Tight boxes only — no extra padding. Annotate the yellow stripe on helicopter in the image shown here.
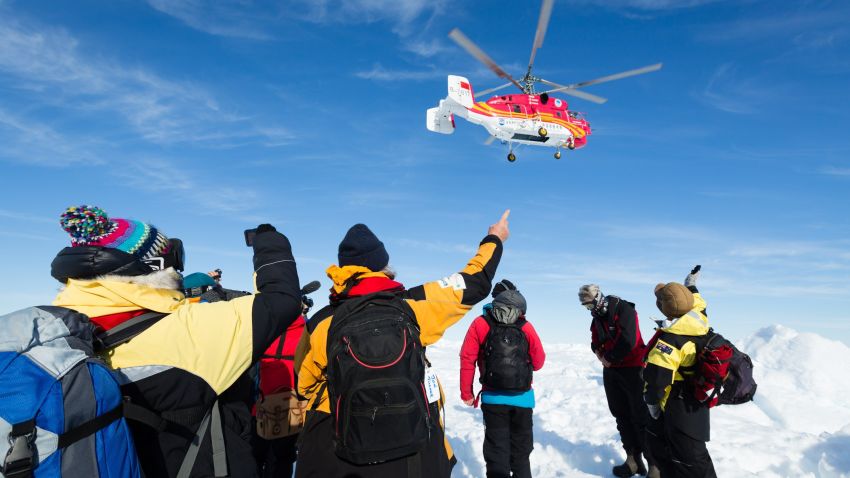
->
[472,102,587,138]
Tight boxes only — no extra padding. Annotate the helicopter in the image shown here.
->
[426,0,662,162]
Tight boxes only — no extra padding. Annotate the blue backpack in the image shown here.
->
[0,306,141,478]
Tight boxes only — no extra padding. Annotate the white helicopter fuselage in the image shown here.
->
[427,75,590,152]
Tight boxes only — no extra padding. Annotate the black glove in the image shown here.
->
[256,224,277,234]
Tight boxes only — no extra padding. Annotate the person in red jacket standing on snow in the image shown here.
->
[460,280,545,478]
[578,284,658,478]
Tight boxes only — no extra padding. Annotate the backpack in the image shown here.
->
[0,306,142,478]
[256,320,308,440]
[480,315,532,392]
[692,329,758,407]
[325,292,433,465]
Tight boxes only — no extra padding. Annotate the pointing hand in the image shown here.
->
[488,209,511,243]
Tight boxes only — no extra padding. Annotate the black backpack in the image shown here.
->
[480,314,532,392]
[326,292,433,465]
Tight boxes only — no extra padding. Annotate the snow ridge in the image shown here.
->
[428,326,850,477]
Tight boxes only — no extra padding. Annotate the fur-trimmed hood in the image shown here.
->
[53,268,186,318]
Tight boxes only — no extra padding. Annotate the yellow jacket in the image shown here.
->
[298,236,501,410]
[297,235,502,464]
[644,292,710,409]
[51,229,302,478]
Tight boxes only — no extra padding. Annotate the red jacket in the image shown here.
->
[259,315,306,397]
[459,315,546,402]
[590,296,646,368]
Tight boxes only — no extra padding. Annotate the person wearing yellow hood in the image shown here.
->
[294,210,510,478]
[50,205,302,478]
[643,266,717,478]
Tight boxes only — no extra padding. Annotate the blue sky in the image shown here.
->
[1,0,848,346]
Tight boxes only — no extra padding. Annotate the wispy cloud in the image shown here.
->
[354,63,441,81]
[698,8,850,43]
[394,238,477,255]
[695,63,785,114]
[0,208,57,224]
[0,14,289,149]
[565,0,725,15]
[401,38,451,58]
[0,108,104,166]
[0,230,50,241]
[114,157,260,217]
[820,166,850,177]
[146,0,447,39]
[146,0,279,40]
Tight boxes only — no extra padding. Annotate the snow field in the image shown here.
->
[427,325,850,477]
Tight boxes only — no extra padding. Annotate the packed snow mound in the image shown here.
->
[740,324,850,435]
[426,325,850,477]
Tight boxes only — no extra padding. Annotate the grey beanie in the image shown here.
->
[578,284,602,306]
[493,289,527,314]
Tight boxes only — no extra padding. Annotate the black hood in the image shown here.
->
[51,246,154,283]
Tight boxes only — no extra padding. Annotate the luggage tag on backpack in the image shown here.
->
[424,367,440,404]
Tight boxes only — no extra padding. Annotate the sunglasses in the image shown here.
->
[143,238,186,272]
[582,302,594,310]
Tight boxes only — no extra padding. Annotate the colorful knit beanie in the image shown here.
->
[59,205,170,261]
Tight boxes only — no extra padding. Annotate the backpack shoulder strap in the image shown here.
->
[94,311,168,352]
[261,333,293,361]
[307,305,333,334]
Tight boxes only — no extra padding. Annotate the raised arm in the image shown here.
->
[403,210,508,346]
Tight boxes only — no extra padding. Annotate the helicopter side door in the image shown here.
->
[506,103,531,133]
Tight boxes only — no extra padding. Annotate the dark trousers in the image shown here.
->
[603,367,653,465]
[294,411,454,478]
[253,432,298,478]
[647,412,716,478]
[481,404,533,478]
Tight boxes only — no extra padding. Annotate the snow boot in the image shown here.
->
[647,465,661,478]
[612,453,647,477]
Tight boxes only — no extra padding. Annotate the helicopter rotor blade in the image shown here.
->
[539,79,608,104]
[557,88,608,104]
[540,63,663,95]
[484,135,497,146]
[527,0,555,72]
[476,82,514,97]
[448,28,524,92]
[569,63,663,89]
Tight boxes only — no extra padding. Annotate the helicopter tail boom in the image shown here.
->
[427,75,476,134]
[447,75,475,108]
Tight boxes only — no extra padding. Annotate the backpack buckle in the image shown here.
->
[3,429,37,477]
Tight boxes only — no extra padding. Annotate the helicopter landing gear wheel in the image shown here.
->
[554,150,561,160]
[567,138,576,150]
[507,152,516,162]
[538,127,548,137]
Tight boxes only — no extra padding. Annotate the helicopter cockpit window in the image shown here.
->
[512,105,522,113]
[556,112,562,118]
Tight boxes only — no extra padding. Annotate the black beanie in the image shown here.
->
[338,224,389,272]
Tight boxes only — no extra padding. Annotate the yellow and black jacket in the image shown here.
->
[52,230,301,478]
[294,234,502,477]
[644,287,712,441]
